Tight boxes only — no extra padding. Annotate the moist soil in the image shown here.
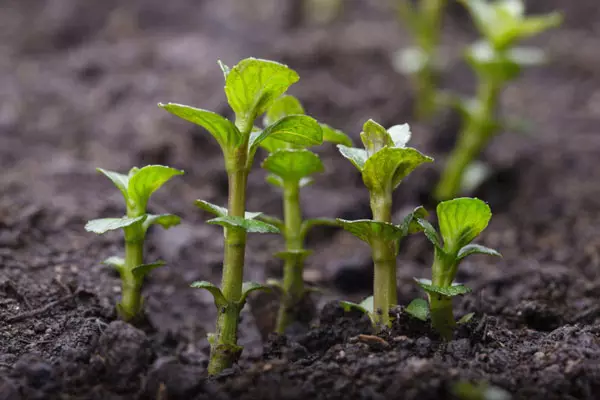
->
[2,0,600,399]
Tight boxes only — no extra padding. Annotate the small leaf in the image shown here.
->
[414,278,472,297]
[457,312,475,325]
[416,218,442,248]
[406,298,429,321]
[102,256,125,272]
[321,124,352,146]
[128,165,184,210]
[256,214,284,231]
[263,94,305,126]
[360,119,392,158]
[208,216,279,233]
[457,244,501,260]
[300,217,340,240]
[143,214,181,233]
[132,260,166,280]
[97,168,129,202]
[337,219,404,245]
[217,60,230,78]
[362,147,433,193]
[266,278,284,292]
[400,206,429,236]
[265,174,284,188]
[85,215,146,235]
[250,115,322,156]
[194,200,262,220]
[158,103,241,152]
[191,281,227,308]
[340,299,372,317]
[224,58,299,119]
[387,124,412,148]
[261,149,324,182]
[359,296,374,314]
[337,145,368,171]
[299,177,315,188]
[239,282,271,306]
[437,197,492,252]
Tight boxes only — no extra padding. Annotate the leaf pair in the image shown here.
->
[191,280,269,310]
[466,41,547,81]
[103,257,166,280]
[195,200,279,234]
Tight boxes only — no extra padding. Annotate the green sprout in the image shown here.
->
[393,0,446,119]
[257,94,352,334]
[159,58,323,375]
[434,0,562,200]
[407,197,500,339]
[85,165,184,322]
[336,120,433,329]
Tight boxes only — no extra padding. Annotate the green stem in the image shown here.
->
[434,80,501,201]
[118,239,144,321]
[276,181,305,334]
[369,189,396,329]
[429,247,456,339]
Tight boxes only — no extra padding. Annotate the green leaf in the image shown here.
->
[191,281,227,308]
[132,260,166,280]
[250,115,322,156]
[256,214,284,231]
[158,103,241,152]
[274,249,312,262]
[337,219,404,245]
[362,147,433,193]
[360,119,392,158]
[102,256,125,272]
[414,278,472,297]
[97,168,129,202]
[239,282,271,306]
[457,244,501,260]
[400,206,429,236]
[416,218,442,248]
[224,58,299,119]
[405,298,429,321]
[143,214,181,233]
[194,200,262,220]
[340,295,373,317]
[466,41,521,81]
[300,217,340,240]
[217,60,231,78]
[208,216,279,233]
[359,296,374,314]
[263,94,305,126]
[517,12,563,40]
[457,312,475,325]
[128,165,184,210]
[85,215,146,234]
[387,124,412,148]
[321,124,352,146]
[437,197,492,252]
[337,145,368,171]
[261,149,323,182]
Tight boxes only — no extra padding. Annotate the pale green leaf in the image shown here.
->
[359,296,374,313]
[239,281,271,306]
[414,278,472,297]
[321,124,352,146]
[517,12,563,40]
[191,281,227,308]
[132,260,166,280]
[337,145,368,171]
[416,218,442,248]
[362,147,433,193]
[102,256,125,272]
[457,244,501,260]
[437,197,492,252]
[337,219,404,245]
[208,216,279,233]
[194,200,262,220]
[400,206,429,236]
[299,177,315,188]
[340,296,373,317]
[263,94,305,126]
[158,103,241,151]
[250,115,322,156]
[97,168,129,202]
[457,312,475,325]
[143,214,181,233]
[256,214,284,231]
[217,60,230,78]
[265,174,284,188]
[261,149,323,182]
[387,123,412,148]
[224,58,299,118]
[406,298,429,321]
[360,119,392,158]
[85,215,146,234]
[128,165,184,210]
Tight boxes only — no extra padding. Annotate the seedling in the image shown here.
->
[337,120,432,329]
[393,0,446,119]
[434,0,562,200]
[258,94,352,333]
[159,58,322,375]
[407,197,500,339]
[85,165,183,322]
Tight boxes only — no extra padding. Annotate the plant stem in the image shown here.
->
[276,181,305,333]
[369,189,396,329]
[429,248,456,339]
[434,80,500,201]
[118,239,144,321]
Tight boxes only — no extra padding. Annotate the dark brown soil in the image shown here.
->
[1,0,600,399]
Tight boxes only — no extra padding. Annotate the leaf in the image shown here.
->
[250,115,322,156]
[224,58,299,119]
[194,200,263,220]
[208,216,279,233]
[263,94,305,126]
[143,214,181,233]
[437,197,492,252]
[400,206,429,236]
[359,296,374,313]
[321,124,352,146]
[97,168,129,202]
[128,165,184,210]
[299,177,314,188]
[265,174,284,188]
[362,147,433,193]
[158,103,241,152]
[217,60,230,78]
[337,145,368,171]
[414,278,472,297]
[360,119,392,158]
[239,281,271,305]
[337,219,404,245]
[132,261,166,280]
[340,296,374,316]
[416,218,442,248]
[300,217,340,240]
[457,312,475,325]
[517,12,563,40]
[85,215,146,234]
[102,256,125,272]
[256,214,284,231]
[261,149,323,182]
[191,281,227,308]
[387,123,412,148]
[457,244,501,260]
[466,41,521,81]
[393,47,429,75]
[405,298,429,321]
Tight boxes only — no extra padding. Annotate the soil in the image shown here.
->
[1,0,600,399]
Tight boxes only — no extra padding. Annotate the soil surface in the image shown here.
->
[1,0,600,399]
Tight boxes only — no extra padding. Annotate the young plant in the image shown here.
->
[336,120,432,329]
[434,0,562,200]
[408,197,500,339]
[258,94,352,333]
[85,165,184,322]
[159,58,323,375]
[393,0,446,119]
